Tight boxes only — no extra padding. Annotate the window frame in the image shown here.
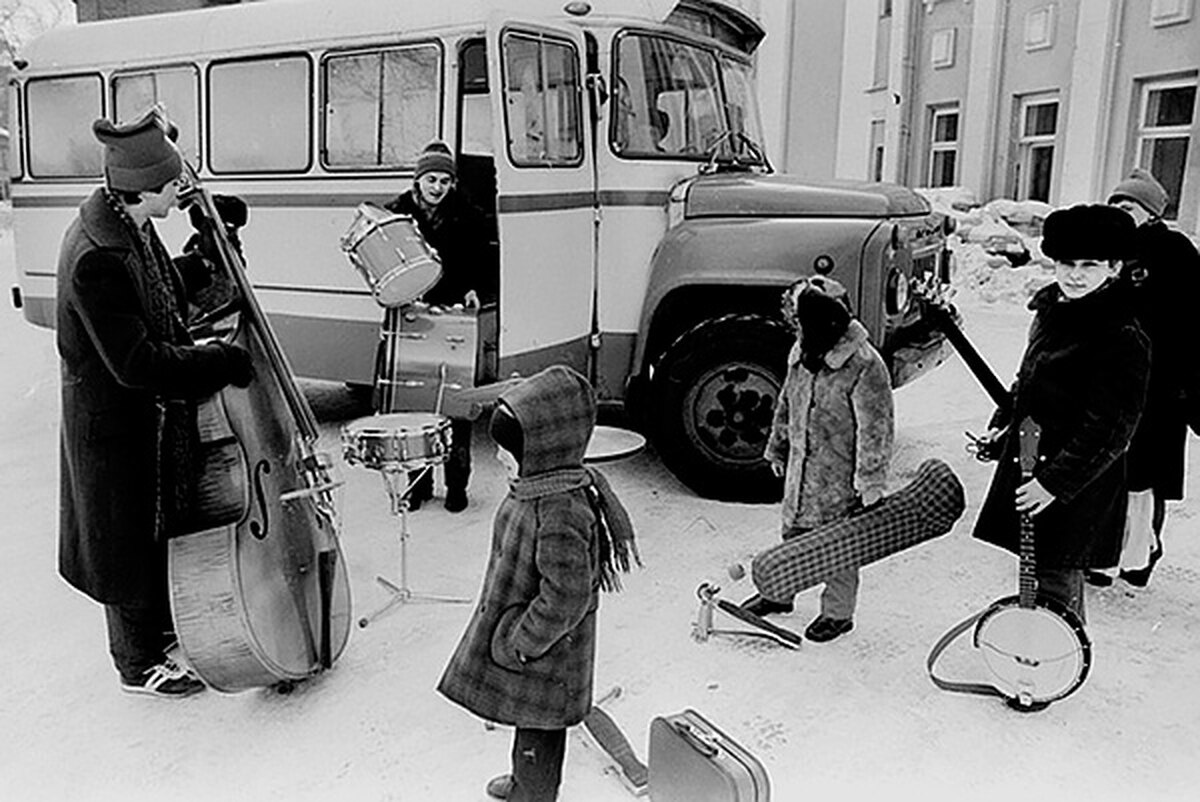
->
[205,51,314,176]
[110,63,202,168]
[1134,75,1196,220]
[318,39,445,173]
[927,105,959,187]
[1014,93,1059,202]
[23,72,105,181]
[499,28,585,169]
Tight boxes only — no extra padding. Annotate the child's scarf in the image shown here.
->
[508,466,641,592]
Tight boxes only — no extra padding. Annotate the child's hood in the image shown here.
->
[498,365,596,476]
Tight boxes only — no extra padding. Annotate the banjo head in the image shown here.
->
[973,594,1092,707]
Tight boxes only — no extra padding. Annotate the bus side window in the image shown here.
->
[501,32,581,166]
[26,75,104,178]
[113,67,200,165]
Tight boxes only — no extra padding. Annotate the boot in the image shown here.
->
[485,774,513,800]
[739,594,794,617]
[444,486,468,513]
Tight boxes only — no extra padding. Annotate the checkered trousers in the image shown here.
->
[752,458,966,602]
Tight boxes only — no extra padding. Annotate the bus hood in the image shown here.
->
[684,173,932,218]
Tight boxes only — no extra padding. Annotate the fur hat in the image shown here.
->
[1107,167,1169,218]
[782,276,853,371]
[488,403,523,465]
[414,140,456,180]
[92,109,183,193]
[1041,204,1136,263]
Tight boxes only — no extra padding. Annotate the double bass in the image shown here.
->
[168,165,352,691]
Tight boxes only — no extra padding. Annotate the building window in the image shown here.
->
[869,119,886,181]
[928,107,959,187]
[1024,6,1055,52]
[1150,0,1193,27]
[1015,95,1058,202]
[1135,77,1195,219]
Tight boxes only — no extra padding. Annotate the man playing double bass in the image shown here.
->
[56,110,253,698]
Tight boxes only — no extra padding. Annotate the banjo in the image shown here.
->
[917,281,1091,710]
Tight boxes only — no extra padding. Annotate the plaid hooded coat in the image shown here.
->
[438,366,603,728]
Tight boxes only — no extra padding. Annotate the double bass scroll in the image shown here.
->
[168,165,352,691]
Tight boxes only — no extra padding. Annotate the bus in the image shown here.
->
[7,0,955,500]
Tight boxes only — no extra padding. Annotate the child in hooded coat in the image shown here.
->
[741,276,894,642]
[438,365,639,802]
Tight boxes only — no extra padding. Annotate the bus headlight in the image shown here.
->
[667,180,689,228]
[886,269,910,315]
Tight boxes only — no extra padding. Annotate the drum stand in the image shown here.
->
[358,462,472,628]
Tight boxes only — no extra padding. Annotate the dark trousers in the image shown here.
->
[410,416,472,498]
[104,590,176,684]
[509,727,567,802]
[1036,566,1086,625]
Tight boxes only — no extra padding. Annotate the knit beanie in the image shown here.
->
[489,403,524,465]
[1041,204,1136,263]
[1107,167,1169,218]
[414,141,456,180]
[92,109,183,193]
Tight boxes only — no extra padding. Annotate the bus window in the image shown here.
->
[614,34,730,159]
[112,67,201,165]
[323,43,441,170]
[502,32,582,166]
[26,74,103,178]
[459,39,491,156]
[208,55,310,173]
[720,55,766,159]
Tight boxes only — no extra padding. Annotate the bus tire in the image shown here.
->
[650,315,791,502]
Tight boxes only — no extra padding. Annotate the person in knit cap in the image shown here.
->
[56,109,254,698]
[438,365,640,802]
[739,276,894,643]
[973,204,1149,626]
[383,140,496,512]
[1087,169,1200,588]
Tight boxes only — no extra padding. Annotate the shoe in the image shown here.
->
[1084,569,1114,587]
[485,774,513,800]
[739,594,794,617]
[121,659,205,698]
[804,616,853,642]
[1120,543,1163,588]
[444,488,468,513]
[407,473,433,511]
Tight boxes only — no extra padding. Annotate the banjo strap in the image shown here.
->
[926,607,1008,700]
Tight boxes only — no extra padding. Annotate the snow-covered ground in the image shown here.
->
[2,227,1198,802]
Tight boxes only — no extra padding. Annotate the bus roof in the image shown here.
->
[15,0,761,73]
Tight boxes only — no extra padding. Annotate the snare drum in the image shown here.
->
[340,203,442,307]
[342,412,452,471]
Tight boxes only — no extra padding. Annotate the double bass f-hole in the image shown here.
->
[249,459,272,540]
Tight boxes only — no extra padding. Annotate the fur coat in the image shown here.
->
[765,320,894,530]
[973,281,1150,568]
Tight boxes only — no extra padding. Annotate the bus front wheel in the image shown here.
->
[650,315,790,502]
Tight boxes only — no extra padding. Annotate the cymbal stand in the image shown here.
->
[358,461,473,628]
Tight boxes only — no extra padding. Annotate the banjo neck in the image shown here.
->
[1016,417,1042,608]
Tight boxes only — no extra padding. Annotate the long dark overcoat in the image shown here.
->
[438,367,602,729]
[1121,220,1200,499]
[973,282,1150,569]
[57,188,243,605]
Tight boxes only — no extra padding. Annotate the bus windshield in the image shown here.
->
[612,32,764,163]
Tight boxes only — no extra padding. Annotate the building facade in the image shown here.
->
[822,0,1199,230]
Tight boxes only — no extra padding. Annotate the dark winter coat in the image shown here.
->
[765,320,894,530]
[438,367,604,729]
[384,187,495,306]
[973,281,1150,568]
[57,188,245,605]
[1120,220,1200,499]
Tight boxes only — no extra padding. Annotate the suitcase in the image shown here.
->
[648,709,770,801]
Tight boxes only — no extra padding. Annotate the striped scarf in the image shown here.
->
[509,466,641,592]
